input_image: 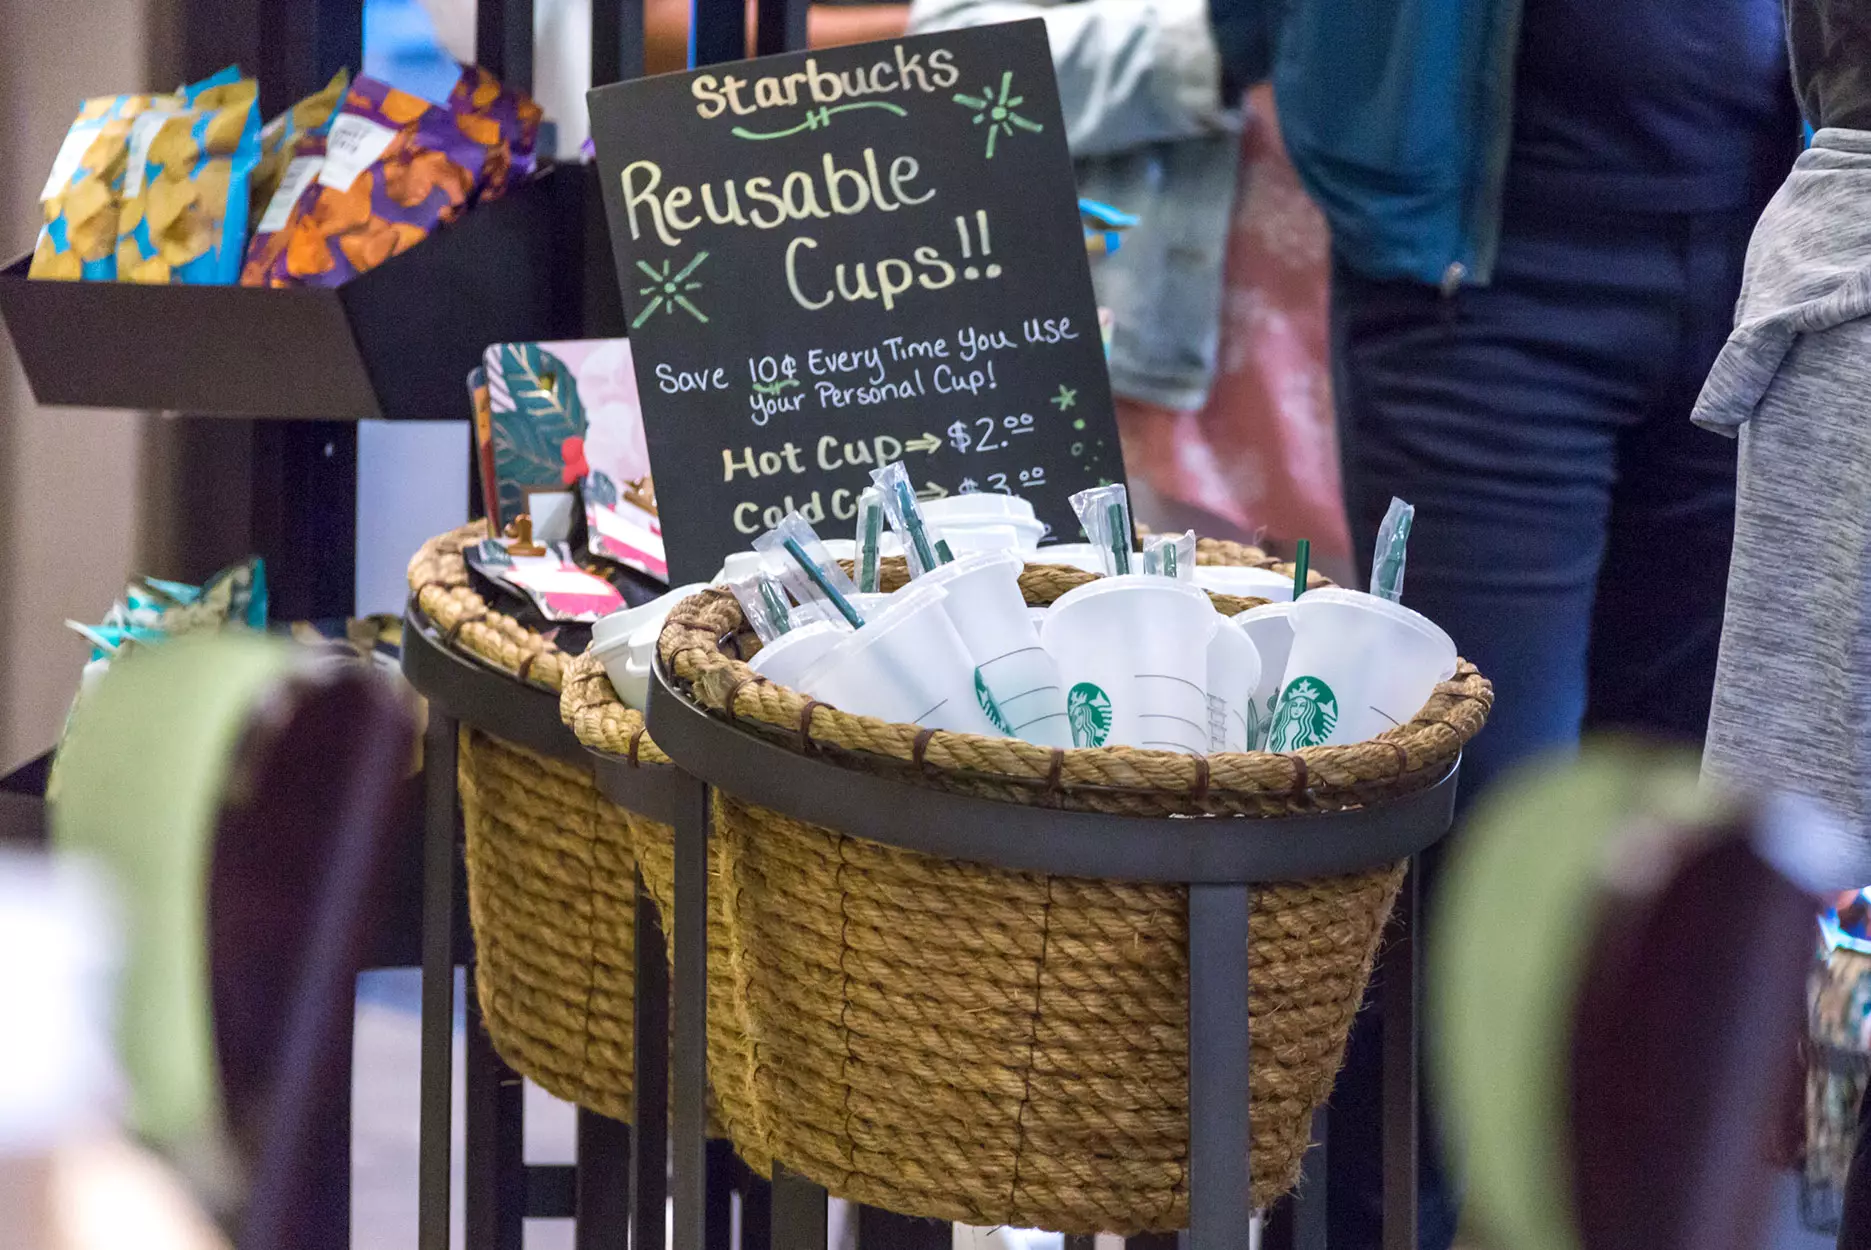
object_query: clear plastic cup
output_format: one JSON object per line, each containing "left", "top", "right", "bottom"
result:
{"left": 1231, "top": 603, "right": 1295, "bottom": 750}
{"left": 799, "top": 583, "right": 1004, "bottom": 736}
{"left": 1268, "top": 587, "right": 1457, "bottom": 749}
{"left": 1041, "top": 575, "right": 1221, "bottom": 754}
{"left": 747, "top": 619, "right": 848, "bottom": 690}
{"left": 920, "top": 551, "right": 1070, "bottom": 747}
{"left": 1205, "top": 619, "right": 1262, "bottom": 753}
{"left": 1193, "top": 566, "right": 1294, "bottom": 602}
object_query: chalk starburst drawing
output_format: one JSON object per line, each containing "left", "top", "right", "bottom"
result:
{"left": 633, "top": 252, "right": 710, "bottom": 328}
{"left": 953, "top": 71, "right": 1044, "bottom": 159}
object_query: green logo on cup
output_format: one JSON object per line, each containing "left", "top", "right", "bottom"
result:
{"left": 1067, "top": 681, "right": 1113, "bottom": 747}
{"left": 1267, "top": 676, "right": 1338, "bottom": 751}
{"left": 975, "top": 668, "right": 1014, "bottom": 735}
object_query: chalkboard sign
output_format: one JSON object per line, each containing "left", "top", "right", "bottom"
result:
{"left": 587, "top": 20, "right": 1125, "bottom": 581}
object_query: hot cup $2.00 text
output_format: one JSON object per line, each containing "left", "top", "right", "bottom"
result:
{"left": 720, "top": 433, "right": 912, "bottom": 534}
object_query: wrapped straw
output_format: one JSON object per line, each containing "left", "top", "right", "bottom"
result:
{"left": 726, "top": 572, "right": 795, "bottom": 644}
{"left": 754, "top": 512, "right": 865, "bottom": 629}
{"left": 854, "top": 487, "right": 886, "bottom": 593}
{"left": 1069, "top": 484, "right": 1134, "bottom": 576}
{"left": 871, "top": 461, "right": 951, "bottom": 577}
{"left": 1142, "top": 531, "right": 1195, "bottom": 580}
{"left": 1371, "top": 496, "right": 1415, "bottom": 602}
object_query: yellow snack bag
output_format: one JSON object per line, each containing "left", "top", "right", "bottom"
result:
{"left": 116, "top": 75, "right": 261, "bottom": 284}
{"left": 249, "top": 69, "right": 349, "bottom": 221}
{"left": 30, "top": 93, "right": 176, "bottom": 280}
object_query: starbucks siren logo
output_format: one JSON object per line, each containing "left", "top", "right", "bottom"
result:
{"left": 1066, "top": 681, "right": 1113, "bottom": 747}
{"left": 1266, "top": 676, "right": 1338, "bottom": 751}
{"left": 975, "top": 668, "right": 1014, "bottom": 735}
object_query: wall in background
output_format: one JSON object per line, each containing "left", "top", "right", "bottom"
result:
{"left": 0, "top": 0, "right": 155, "bottom": 770}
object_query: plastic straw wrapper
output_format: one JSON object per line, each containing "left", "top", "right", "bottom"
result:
{"left": 1370, "top": 496, "right": 1415, "bottom": 603}
{"left": 1069, "top": 484, "right": 1134, "bottom": 576}
{"left": 726, "top": 572, "right": 798, "bottom": 644}
{"left": 753, "top": 511, "right": 865, "bottom": 629}
{"left": 1142, "top": 531, "right": 1195, "bottom": 580}
{"left": 854, "top": 487, "right": 886, "bottom": 593}
{"left": 871, "top": 461, "right": 950, "bottom": 578}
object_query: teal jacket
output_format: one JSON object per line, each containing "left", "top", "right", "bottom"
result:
{"left": 909, "top": 0, "right": 1523, "bottom": 409}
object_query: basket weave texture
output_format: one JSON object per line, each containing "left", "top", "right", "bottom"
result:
{"left": 458, "top": 728, "right": 638, "bottom": 1120}
{"left": 557, "top": 546, "right": 1490, "bottom": 1233}
{"left": 409, "top": 521, "right": 573, "bottom": 691}
{"left": 408, "top": 523, "right": 645, "bottom": 1118}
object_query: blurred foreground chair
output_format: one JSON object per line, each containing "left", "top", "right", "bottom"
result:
{"left": 50, "top": 633, "right": 416, "bottom": 1250}
{"left": 1433, "top": 744, "right": 1818, "bottom": 1250}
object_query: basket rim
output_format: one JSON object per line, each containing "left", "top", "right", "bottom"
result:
{"left": 654, "top": 555, "right": 1492, "bottom": 818}
{"left": 408, "top": 520, "right": 569, "bottom": 691}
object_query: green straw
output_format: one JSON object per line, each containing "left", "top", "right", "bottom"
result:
{"left": 1291, "top": 539, "right": 1311, "bottom": 600}
{"left": 895, "top": 477, "right": 938, "bottom": 571}
{"left": 1162, "top": 541, "right": 1178, "bottom": 579}
{"left": 783, "top": 536, "right": 865, "bottom": 628}
{"left": 1108, "top": 502, "right": 1131, "bottom": 574}
{"left": 757, "top": 576, "right": 792, "bottom": 634}
{"left": 858, "top": 502, "right": 883, "bottom": 593}
{"left": 934, "top": 538, "right": 955, "bottom": 565}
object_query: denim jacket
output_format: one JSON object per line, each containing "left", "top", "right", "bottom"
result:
{"left": 909, "top": 0, "right": 1523, "bottom": 410}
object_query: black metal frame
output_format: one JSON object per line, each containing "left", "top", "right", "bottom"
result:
{"left": 404, "top": 607, "right": 645, "bottom": 1249}
{"left": 617, "top": 661, "right": 1457, "bottom": 1250}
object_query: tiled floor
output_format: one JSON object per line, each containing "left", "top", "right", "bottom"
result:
{"left": 351, "top": 968, "right": 1839, "bottom": 1250}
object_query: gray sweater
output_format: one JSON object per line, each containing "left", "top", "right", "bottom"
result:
{"left": 1696, "top": 128, "right": 1871, "bottom": 887}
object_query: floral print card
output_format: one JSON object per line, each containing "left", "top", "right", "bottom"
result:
{"left": 482, "top": 338, "right": 667, "bottom": 583}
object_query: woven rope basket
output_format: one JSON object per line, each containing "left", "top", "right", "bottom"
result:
{"left": 561, "top": 542, "right": 1489, "bottom": 1234}
{"left": 408, "top": 523, "right": 641, "bottom": 1119}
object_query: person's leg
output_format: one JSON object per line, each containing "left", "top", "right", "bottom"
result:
{"left": 1325, "top": 202, "right": 1683, "bottom": 1249}
{"left": 1584, "top": 210, "right": 1746, "bottom": 742}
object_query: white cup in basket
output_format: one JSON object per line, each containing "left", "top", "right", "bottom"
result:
{"left": 1268, "top": 588, "right": 1456, "bottom": 750}
{"left": 1041, "top": 575, "right": 1220, "bottom": 755}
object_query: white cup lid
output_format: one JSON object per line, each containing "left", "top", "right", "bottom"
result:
{"left": 591, "top": 581, "right": 711, "bottom": 648}
{"left": 923, "top": 493, "right": 1037, "bottom": 525}
{"left": 714, "top": 550, "right": 766, "bottom": 584}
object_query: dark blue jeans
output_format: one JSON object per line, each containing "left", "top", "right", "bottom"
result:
{"left": 1324, "top": 190, "right": 1758, "bottom": 1249}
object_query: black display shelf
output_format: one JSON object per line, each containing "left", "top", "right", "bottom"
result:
{"left": 0, "top": 161, "right": 621, "bottom": 421}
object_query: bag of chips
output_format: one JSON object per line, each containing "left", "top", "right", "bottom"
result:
{"left": 250, "top": 68, "right": 349, "bottom": 219}
{"left": 30, "top": 92, "right": 177, "bottom": 280}
{"left": 447, "top": 65, "right": 542, "bottom": 204}
{"left": 116, "top": 72, "right": 262, "bottom": 284}
{"left": 244, "top": 66, "right": 540, "bottom": 288}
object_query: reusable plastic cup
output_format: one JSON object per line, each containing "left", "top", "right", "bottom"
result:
{"left": 920, "top": 551, "right": 1070, "bottom": 747}
{"left": 1041, "top": 575, "right": 1221, "bottom": 754}
{"left": 747, "top": 619, "right": 848, "bottom": 690}
{"left": 591, "top": 582, "right": 711, "bottom": 709}
{"left": 1205, "top": 619, "right": 1262, "bottom": 753}
{"left": 1231, "top": 604, "right": 1295, "bottom": 750}
{"left": 924, "top": 495, "right": 1046, "bottom": 553}
{"left": 1193, "top": 566, "right": 1294, "bottom": 602}
{"left": 1268, "top": 588, "right": 1457, "bottom": 750}
{"left": 799, "top": 583, "right": 1004, "bottom": 736}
